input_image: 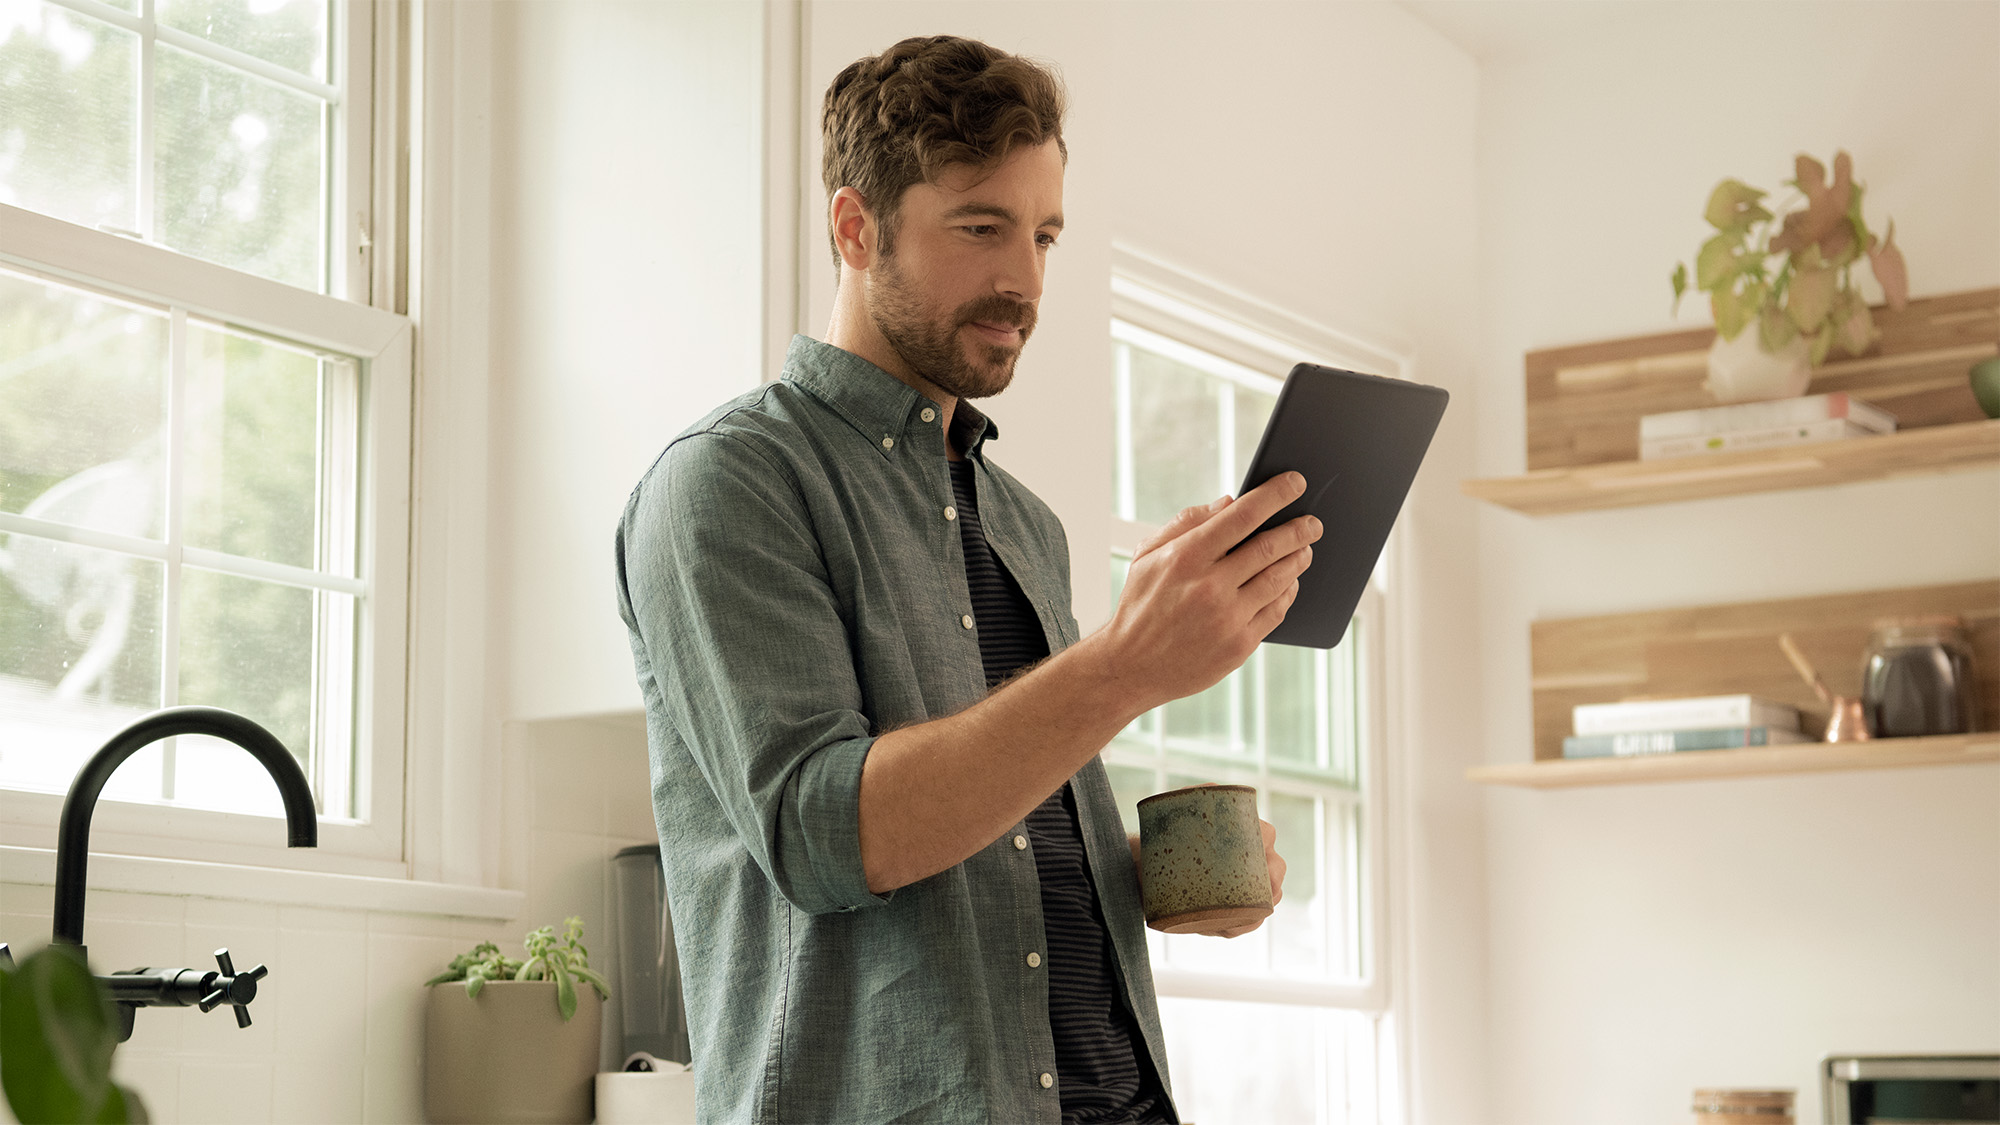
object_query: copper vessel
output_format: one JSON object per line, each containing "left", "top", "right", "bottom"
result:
{"left": 1778, "top": 633, "right": 1870, "bottom": 743}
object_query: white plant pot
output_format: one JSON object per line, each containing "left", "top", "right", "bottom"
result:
{"left": 425, "top": 981, "right": 602, "bottom": 1124}
{"left": 1704, "top": 328, "right": 1812, "bottom": 403}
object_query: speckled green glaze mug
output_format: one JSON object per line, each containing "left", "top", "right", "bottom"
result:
{"left": 1137, "top": 784, "right": 1273, "bottom": 934}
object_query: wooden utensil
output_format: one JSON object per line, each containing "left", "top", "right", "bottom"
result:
{"left": 1777, "top": 633, "right": 1870, "bottom": 742}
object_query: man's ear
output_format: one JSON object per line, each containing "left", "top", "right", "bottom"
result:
{"left": 829, "top": 187, "right": 875, "bottom": 271}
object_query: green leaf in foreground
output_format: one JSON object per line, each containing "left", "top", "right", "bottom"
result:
{"left": 0, "top": 947, "right": 146, "bottom": 1124}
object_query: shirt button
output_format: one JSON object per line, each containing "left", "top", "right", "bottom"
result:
{"left": 943, "top": 505, "right": 957, "bottom": 521}
{"left": 961, "top": 614, "right": 974, "bottom": 630}
{"left": 1012, "top": 835, "right": 1027, "bottom": 850}
{"left": 1039, "top": 1073, "right": 1054, "bottom": 1089}
{"left": 881, "top": 436, "right": 894, "bottom": 450}
{"left": 921, "top": 407, "right": 936, "bottom": 423}
{"left": 1027, "top": 952, "right": 1041, "bottom": 968}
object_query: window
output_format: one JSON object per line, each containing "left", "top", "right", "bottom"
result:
{"left": 0, "top": 0, "right": 408, "bottom": 872}
{"left": 0, "top": 0, "right": 373, "bottom": 298}
{"left": 1107, "top": 253, "right": 1404, "bottom": 1122}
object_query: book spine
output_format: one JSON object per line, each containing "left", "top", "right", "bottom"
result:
{"left": 1639, "top": 392, "right": 1897, "bottom": 441}
{"left": 1841, "top": 396, "right": 1897, "bottom": 434}
{"left": 1574, "top": 697, "right": 1800, "bottom": 735}
{"left": 1562, "top": 727, "right": 1802, "bottom": 759}
{"left": 1640, "top": 418, "right": 1871, "bottom": 460}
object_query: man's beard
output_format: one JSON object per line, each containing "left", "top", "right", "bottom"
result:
{"left": 868, "top": 251, "right": 1036, "bottom": 401}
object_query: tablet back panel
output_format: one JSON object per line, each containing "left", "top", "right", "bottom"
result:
{"left": 1236, "top": 364, "right": 1448, "bottom": 648}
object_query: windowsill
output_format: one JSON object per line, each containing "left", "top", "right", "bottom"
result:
{"left": 0, "top": 844, "right": 523, "bottom": 922}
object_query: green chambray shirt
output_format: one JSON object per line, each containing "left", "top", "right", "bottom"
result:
{"left": 613, "top": 336, "right": 1175, "bottom": 1125}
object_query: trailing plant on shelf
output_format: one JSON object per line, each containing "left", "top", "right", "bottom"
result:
{"left": 426, "top": 916, "right": 610, "bottom": 1021}
{"left": 1671, "top": 150, "right": 1910, "bottom": 368}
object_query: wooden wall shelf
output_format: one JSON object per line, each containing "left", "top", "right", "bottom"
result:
{"left": 1463, "top": 417, "right": 2000, "bottom": 515}
{"left": 1463, "top": 287, "right": 2000, "bottom": 515}
{"left": 1467, "top": 580, "right": 2000, "bottom": 790}
{"left": 1467, "top": 731, "right": 2000, "bottom": 788}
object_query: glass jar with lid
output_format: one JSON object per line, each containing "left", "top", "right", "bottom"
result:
{"left": 1860, "top": 616, "right": 1979, "bottom": 738}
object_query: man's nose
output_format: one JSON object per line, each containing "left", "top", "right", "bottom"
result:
{"left": 994, "top": 232, "right": 1044, "bottom": 304}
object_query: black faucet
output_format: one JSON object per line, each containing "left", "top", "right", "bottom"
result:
{"left": 46, "top": 705, "right": 319, "bottom": 1041}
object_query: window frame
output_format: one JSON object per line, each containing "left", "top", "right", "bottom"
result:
{"left": 1107, "top": 244, "right": 1415, "bottom": 1112}
{"left": 0, "top": 206, "right": 412, "bottom": 875}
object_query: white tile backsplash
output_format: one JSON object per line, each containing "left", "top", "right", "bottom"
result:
{"left": 364, "top": 931, "right": 455, "bottom": 1123}
{"left": 109, "top": 1053, "right": 180, "bottom": 1123}
{"left": 0, "top": 712, "right": 658, "bottom": 1123}
{"left": 178, "top": 1061, "right": 273, "bottom": 1124}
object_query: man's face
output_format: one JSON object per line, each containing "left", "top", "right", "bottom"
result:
{"left": 864, "top": 139, "right": 1065, "bottom": 402}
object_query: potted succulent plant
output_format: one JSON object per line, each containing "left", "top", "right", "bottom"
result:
{"left": 423, "top": 917, "right": 612, "bottom": 1125}
{"left": 1671, "top": 150, "right": 1910, "bottom": 401}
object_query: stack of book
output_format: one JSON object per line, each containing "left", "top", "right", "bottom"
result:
{"left": 1638, "top": 392, "right": 1896, "bottom": 460}
{"left": 1563, "top": 694, "right": 1810, "bottom": 759}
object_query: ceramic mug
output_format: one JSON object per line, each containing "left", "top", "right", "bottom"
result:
{"left": 1136, "top": 784, "right": 1273, "bottom": 934}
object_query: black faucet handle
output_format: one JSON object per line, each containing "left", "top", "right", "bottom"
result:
{"left": 198, "top": 948, "right": 268, "bottom": 1028}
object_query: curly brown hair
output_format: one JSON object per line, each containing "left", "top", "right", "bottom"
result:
{"left": 821, "top": 35, "right": 1067, "bottom": 270}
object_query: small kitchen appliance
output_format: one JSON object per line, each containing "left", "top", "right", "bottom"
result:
{"left": 610, "top": 844, "right": 690, "bottom": 1068}
{"left": 1823, "top": 1054, "right": 2000, "bottom": 1123}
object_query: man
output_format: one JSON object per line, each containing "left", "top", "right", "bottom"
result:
{"left": 614, "top": 34, "right": 1320, "bottom": 1124}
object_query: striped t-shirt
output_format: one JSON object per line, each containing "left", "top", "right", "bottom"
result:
{"left": 948, "top": 458, "right": 1172, "bottom": 1125}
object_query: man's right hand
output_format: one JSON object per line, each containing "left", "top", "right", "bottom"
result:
{"left": 857, "top": 472, "right": 1320, "bottom": 894}
{"left": 1095, "top": 471, "right": 1322, "bottom": 712}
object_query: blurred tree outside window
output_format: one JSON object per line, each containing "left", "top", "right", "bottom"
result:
{"left": 0, "top": 0, "right": 375, "bottom": 822}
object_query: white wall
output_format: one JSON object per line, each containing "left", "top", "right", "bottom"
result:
{"left": 1463, "top": 4, "right": 2000, "bottom": 1123}
{"left": 489, "top": 0, "right": 767, "bottom": 722}
{"left": 802, "top": 4, "right": 1488, "bottom": 1121}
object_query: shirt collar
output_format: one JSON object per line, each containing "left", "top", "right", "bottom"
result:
{"left": 781, "top": 335, "right": 1001, "bottom": 459}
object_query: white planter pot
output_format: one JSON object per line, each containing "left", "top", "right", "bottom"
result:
{"left": 425, "top": 981, "right": 602, "bottom": 1124}
{"left": 1704, "top": 328, "right": 1812, "bottom": 403}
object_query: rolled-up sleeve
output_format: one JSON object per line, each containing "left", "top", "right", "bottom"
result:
{"left": 617, "top": 429, "right": 888, "bottom": 916}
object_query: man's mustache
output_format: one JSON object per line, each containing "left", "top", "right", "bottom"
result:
{"left": 960, "top": 299, "right": 1037, "bottom": 335}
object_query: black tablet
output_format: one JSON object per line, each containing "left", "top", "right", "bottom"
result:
{"left": 1234, "top": 363, "right": 1448, "bottom": 648}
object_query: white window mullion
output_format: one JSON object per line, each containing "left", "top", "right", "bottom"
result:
{"left": 1114, "top": 342, "right": 1135, "bottom": 522}
{"left": 135, "top": 0, "right": 157, "bottom": 243}
{"left": 159, "top": 304, "right": 187, "bottom": 798}
{"left": 1253, "top": 648, "right": 1269, "bottom": 774}
{"left": 317, "top": 355, "right": 360, "bottom": 818}
{"left": 1217, "top": 375, "right": 1236, "bottom": 495}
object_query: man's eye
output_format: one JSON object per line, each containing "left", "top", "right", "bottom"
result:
{"left": 1037, "top": 233, "right": 1059, "bottom": 249}
{"left": 965, "top": 225, "right": 996, "bottom": 237}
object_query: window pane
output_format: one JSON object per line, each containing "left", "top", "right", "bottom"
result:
{"left": 1102, "top": 759, "right": 1154, "bottom": 838}
{"left": 1232, "top": 383, "right": 1277, "bottom": 487}
{"left": 1162, "top": 672, "right": 1236, "bottom": 755}
{"left": 1127, "top": 347, "right": 1219, "bottom": 525}
{"left": 1328, "top": 617, "right": 1360, "bottom": 787}
{"left": 155, "top": 42, "right": 326, "bottom": 291}
{"left": 0, "top": 535, "right": 164, "bottom": 793}
{"left": 157, "top": 0, "right": 328, "bottom": 82}
{"left": 182, "top": 322, "right": 322, "bottom": 569}
{"left": 1159, "top": 998, "right": 1380, "bottom": 1125}
{"left": 1268, "top": 791, "right": 1323, "bottom": 976}
{"left": 1331, "top": 805, "right": 1362, "bottom": 978}
{"left": 0, "top": 4, "right": 139, "bottom": 234}
{"left": 1264, "top": 644, "right": 1318, "bottom": 768}
{"left": 177, "top": 567, "right": 313, "bottom": 782}
{"left": 0, "top": 271, "right": 168, "bottom": 539}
